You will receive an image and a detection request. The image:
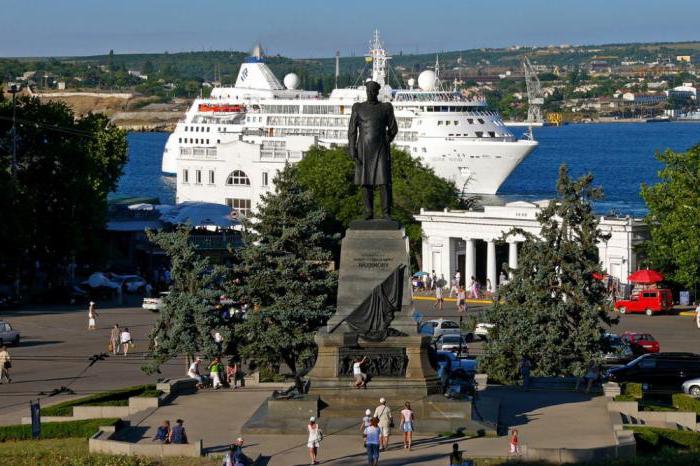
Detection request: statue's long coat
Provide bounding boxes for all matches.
[348,100,398,186]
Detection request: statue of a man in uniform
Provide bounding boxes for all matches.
[348,81,398,220]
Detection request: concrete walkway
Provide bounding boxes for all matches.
[121,384,616,465]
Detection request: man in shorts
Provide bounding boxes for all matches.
[353,356,368,389]
[373,397,393,450]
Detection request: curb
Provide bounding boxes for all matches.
[678,311,697,317]
[413,296,493,305]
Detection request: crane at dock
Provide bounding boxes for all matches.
[523,57,544,125]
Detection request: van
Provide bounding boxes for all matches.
[614,288,673,316]
[607,352,700,392]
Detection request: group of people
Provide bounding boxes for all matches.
[152,419,188,444]
[187,356,243,390]
[109,323,133,356]
[307,398,416,466]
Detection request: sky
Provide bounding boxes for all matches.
[2,0,698,58]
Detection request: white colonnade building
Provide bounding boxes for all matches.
[415,201,648,290]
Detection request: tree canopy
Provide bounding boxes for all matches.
[641,144,700,291]
[480,166,614,382]
[295,146,467,267]
[0,96,127,290]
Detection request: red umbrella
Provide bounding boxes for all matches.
[628,269,664,284]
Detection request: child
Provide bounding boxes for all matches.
[510,429,520,455]
[360,408,372,446]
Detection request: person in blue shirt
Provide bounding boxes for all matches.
[153,420,170,443]
[168,419,187,444]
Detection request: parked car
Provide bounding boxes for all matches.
[434,334,471,354]
[681,377,700,398]
[607,352,700,393]
[142,292,169,312]
[419,319,461,338]
[474,323,494,341]
[110,274,148,293]
[621,332,660,355]
[601,333,634,365]
[614,288,673,316]
[0,321,20,346]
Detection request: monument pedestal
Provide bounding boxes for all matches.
[242,220,496,436]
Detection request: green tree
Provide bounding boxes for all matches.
[144,227,231,373]
[0,97,127,288]
[641,145,700,291]
[234,164,337,391]
[295,146,468,267]
[480,166,614,383]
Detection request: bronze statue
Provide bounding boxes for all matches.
[348,81,398,220]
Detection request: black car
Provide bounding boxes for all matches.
[607,352,700,393]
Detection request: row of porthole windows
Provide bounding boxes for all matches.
[180,169,269,187]
[184,126,211,132]
[435,118,486,126]
[179,138,212,144]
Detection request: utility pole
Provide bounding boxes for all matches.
[8,84,19,176]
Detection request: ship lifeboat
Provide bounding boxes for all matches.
[198,103,244,113]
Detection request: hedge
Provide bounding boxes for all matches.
[672,394,700,414]
[41,385,159,416]
[621,382,643,399]
[0,418,119,442]
[627,426,700,453]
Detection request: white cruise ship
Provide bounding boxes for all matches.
[164,33,538,214]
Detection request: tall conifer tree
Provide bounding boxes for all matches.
[480,166,614,382]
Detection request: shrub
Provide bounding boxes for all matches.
[672,393,700,414]
[259,366,285,383]
[41,385,157,416]
[0,418,119,442]
[621,382,643,399]
[627,426,700,453]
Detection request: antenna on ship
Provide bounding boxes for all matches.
[335,50,340,89]
[434,54,444,91]
[367,29,390,87]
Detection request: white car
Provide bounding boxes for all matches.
[142,292,169,311]
[474,323,495,341]
[419,319,461,338]
[434,334,470,354]
[682,377,700,397]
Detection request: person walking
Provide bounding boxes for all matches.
[307,416,322,465]
[449,276,458,298]
[400,401,414,450]
[469,276,479,299]
[120,327,132,357]
[373,398,393,451]
[209,356,223,389]
[434,284,444,310]
[519,356,531,391]
[431,270,437,290]
[365,417,381,466]
[88,302,98,330]
[360,408,372,446]
[169,419,187,444]
[509,429,520,455]
[0,346,11,384]
[110,324,121,355]
[456,286,467,313]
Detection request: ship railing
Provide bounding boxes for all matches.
[178,146,218,159]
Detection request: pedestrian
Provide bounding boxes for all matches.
[365,417,381,466]
[153,420,170,443]
[431,270,437,290]
[434,284,444,310]
[226,360,239,388]
[456,286,467,313]
[0,345,11,384]
[110,324,121,355]
[209,357,223,389]
[169,419,187,444]
[509,429,520,455]
[373,397,393,451]
[400,401,414,450]
[449,442,465,466]
[88,301,98,330]
[120,327,132,356]
[469,276,479,299]
[449,277,458,297]
[307,416,322,465]
[455,271,461,288]
[188,357,205,389]
[519,356,531,391]
[360,408,372,446]
[695,302,700,329]
[353,356,368,389]
[224,437,246,466]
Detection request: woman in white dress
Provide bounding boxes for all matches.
[88,302,98,330]
[307,416,322,465]
[120,327,132,356]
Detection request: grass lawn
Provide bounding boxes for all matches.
[0,438,219,466]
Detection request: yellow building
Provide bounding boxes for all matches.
[676,55,691,63]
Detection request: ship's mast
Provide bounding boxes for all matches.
[367,30,390,87]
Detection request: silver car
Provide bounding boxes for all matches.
[0,321,20,346]
[682,378,700,397]
[420,319,461,338]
